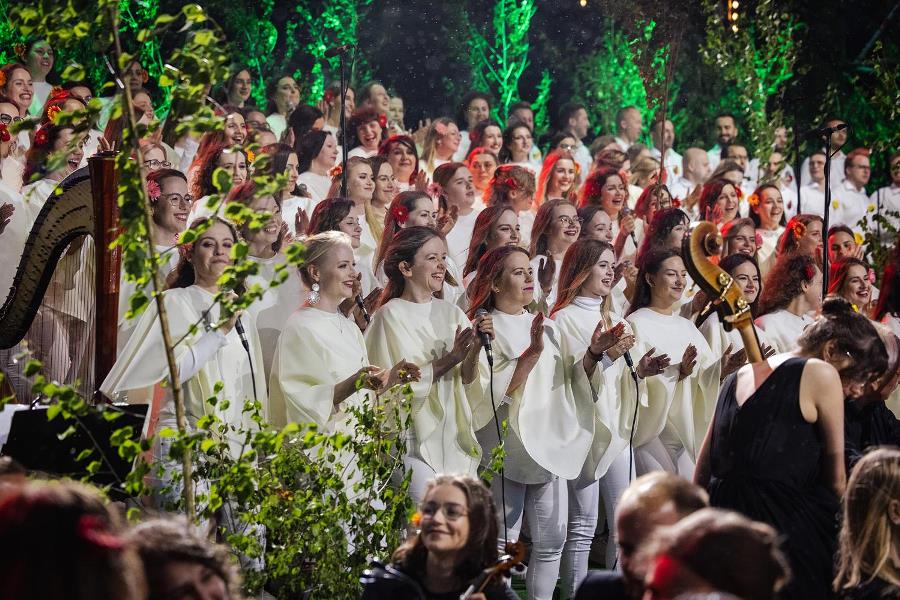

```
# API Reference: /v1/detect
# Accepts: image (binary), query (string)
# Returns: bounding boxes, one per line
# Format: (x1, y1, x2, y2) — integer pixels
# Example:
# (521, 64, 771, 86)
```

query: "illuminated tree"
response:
(468, 0, 538, 122)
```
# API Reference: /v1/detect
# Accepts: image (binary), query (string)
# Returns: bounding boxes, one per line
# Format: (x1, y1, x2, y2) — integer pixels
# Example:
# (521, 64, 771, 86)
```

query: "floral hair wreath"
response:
(0, 123, 10, 143)
(146, 179, 162, 202)
(790, 219, 807, 238)
(329, 164, 343, 179)
(390, 202, 409, 225)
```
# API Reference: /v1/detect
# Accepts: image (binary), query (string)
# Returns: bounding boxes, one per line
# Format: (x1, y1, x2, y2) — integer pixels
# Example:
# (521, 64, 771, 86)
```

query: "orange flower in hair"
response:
(0, 71, 6, 88)
(246, 149, 255, 164)
(329, 164, 343, 179)
(46, 105, 61, 124)
(411, 511, 422, 527)
(747, 193, 760, 208)
(790, 219, 806, 238)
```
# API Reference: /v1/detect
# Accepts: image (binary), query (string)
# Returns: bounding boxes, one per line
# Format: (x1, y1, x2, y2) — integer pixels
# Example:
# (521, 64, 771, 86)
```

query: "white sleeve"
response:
(176, 330, 228, 383)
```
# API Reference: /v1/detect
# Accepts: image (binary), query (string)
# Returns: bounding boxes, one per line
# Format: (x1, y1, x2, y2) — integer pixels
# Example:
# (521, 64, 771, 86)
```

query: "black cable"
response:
(488, 363, 508, 544)
(627, 368, 640, 483)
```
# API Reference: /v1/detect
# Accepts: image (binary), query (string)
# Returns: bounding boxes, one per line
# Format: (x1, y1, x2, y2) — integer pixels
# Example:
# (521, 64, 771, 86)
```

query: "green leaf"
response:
(46, 403, 62, 421)
(75, 448, 94, 462)
(24, 359, 42, 377)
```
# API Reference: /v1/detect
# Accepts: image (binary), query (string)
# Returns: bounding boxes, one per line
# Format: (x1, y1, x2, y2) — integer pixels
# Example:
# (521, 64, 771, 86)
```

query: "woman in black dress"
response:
(694, 298, 889, 598)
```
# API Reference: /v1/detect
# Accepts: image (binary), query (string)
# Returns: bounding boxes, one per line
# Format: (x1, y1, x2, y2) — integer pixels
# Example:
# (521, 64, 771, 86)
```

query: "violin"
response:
(459, 540, 525, 600)
(681, 221, 764, 363)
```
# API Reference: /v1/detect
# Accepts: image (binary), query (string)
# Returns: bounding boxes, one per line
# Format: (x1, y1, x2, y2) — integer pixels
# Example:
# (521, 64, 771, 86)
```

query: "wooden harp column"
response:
(89, 152, 120, 388)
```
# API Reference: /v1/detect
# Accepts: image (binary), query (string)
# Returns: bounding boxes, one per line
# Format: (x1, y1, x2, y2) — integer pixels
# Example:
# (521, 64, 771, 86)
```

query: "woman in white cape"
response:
(465, 245, 595, 600)
(625, 249, 725, 479)
(101, 218, 267, 502)
(365, 227, 483, 502)
(550, 239, 671, 589)
(268, 232, 417, 432)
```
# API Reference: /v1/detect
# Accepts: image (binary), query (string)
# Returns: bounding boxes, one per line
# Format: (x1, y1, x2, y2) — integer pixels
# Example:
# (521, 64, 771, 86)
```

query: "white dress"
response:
(101, 285, 268, 458)
(754, 309, 815, 354)
(756, 227, 784, 277)
(626, 307, 721, 464)
(364, 298, 481, 479)
(296, 171, 332, 206)
(117, 244, 180, 354)
(268, 307, 368, 431)
(445, 208, 481, 267)
(470, 310, 594, 483)
(266, 113, 287, 140)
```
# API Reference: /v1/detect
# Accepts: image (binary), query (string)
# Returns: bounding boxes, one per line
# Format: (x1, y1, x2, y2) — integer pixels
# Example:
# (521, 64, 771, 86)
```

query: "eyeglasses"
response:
(557, 216, 584, 226)
(160, 193, 193, 207)
(0, 113, 22, 125)
(420, 501, 468, 521)
(143, 159, 172, 170)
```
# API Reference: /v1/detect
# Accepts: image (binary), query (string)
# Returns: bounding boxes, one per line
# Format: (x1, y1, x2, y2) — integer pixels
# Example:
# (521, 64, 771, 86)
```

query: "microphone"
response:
(622, 350, 637, 379)
(474, 308, 494, 366)
(620, 207, 639, 248)
(802, 122, 848, 138)
(324, 43, 356, 58)
(234, 316, 250, 352)
(355, 294, 371, 324)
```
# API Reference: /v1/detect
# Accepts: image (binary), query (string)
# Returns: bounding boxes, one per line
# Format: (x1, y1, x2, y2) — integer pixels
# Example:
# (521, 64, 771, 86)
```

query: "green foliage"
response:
(858, 208, 900, 276)
(530, 69, 552, 137)
(700, 0, 800, 160)
(468, 0, 538, 122)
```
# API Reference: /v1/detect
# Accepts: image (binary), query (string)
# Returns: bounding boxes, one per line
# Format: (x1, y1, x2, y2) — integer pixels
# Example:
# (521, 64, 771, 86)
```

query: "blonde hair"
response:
(420, 116, 455, 174)
(327, 157, 383, 245)
(297, 231, 354, 288)
(835, 447, 900, 591)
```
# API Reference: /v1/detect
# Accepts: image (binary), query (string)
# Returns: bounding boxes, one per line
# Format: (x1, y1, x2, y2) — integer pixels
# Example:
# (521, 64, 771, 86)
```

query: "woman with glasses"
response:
(138, 140, 172, 176)
(528, 199, 581, 311)
(361, 474, 518, 600)
(118, 169, 189, 352)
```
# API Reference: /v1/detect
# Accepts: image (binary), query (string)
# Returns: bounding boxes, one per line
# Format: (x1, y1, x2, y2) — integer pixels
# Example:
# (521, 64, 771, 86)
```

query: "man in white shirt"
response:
(669, 148, 711, 219)
(614, 106, 643, 152)
(557, 102, 593, 177)
(707, 114, 739, 170)
(796, 151, 827, 219)
(868, 150, 900, 243)
(832, 148, 872, 233)
(648, 117, 682, 184)
(759, 150, 800, 216)
(800, 117, 848, 185)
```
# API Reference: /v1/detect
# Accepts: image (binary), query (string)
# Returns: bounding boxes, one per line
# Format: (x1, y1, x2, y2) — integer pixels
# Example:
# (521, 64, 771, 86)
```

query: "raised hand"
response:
(589, 321, 626, 357)
(678, 344, 698, 381)
(525, 313, 545, 357)
(385, 359, 422, 389)
(760, 343, 777, 359)
(295, 207, 310, 237)
(0, 202, 13, 235)
(414, 169, 429, 192)
(636, 347, 672, 378)
(448, 325, 477, 365)
(618, 211, 636, 238)
(720, 343, 748, 380)
(538, 257, 555, 294)
(437, 203, 459, 236)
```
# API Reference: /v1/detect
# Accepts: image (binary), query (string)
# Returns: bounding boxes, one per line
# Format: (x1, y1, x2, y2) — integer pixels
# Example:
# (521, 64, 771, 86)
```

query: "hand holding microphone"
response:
(473, 308, 494, 366)
(619, 207, 638, 248)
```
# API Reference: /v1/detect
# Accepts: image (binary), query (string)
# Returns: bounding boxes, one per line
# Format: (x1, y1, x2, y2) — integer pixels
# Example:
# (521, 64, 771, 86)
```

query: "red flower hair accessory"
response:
(734, 186, 743, 199)
(146, 179, 162, 202)
(378, 113, 387, 129)
(323, 89, 336, 104)
(46, 105, 61, 124)
(469, 130, 478, 142)
(0, 71, 6, 88)
(77, 515, 123, 551)
(34, 127, 49, 147)
(434, 122, 448, 136)
(329, 164, 343, 179)
(647, 554, 680, 597)
(501, 177, 519, 191)
(867, 268, 876, 284)
(755, 231, 763, 248)
(0, 123, 10, 143)
(411, 511, 422, 527)
(618, 169, 630, 186)
(426, 181, 443, 200)
(671, 197, 682, 208)
(390, 202, 409, 225)
(747, 193, 760, 208)
(790, 219, 807, 238)
(803, 263, 815, 280)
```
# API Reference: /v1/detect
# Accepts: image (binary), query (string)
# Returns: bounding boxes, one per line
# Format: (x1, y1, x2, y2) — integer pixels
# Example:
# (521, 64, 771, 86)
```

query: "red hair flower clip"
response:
(747, 193, 760, 208)
(618, 169, 630, 186)
(0, 71, 6, 88)
(46, 105, 61, 124)
(790, 220, 807, 238)
(469, 130, 478, 142)
(390, 202, 409, 225)
(502, 177, 519, 191)
(434, 122, 448, 136)
(323, 89, 336, 104)
(803, 263, 815, 281)
(0, 123, 10, 143)
(77, 515, 124, 551)
(329, 164, 343, 179)
(146, 179, 162, 202)
(734, 186, 743, 199)
(867, 268, 876, 284)
(34, 127, 49, 147)
(755, 231, 763, 248)
(426, 181, 443, 199)
(378, 113, 387, 129)
(671, 197, 682, 208)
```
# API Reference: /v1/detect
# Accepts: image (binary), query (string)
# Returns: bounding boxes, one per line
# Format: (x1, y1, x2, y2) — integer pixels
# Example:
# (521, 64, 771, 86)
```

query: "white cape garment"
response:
(699, 311, 770, 365)
(754, 309, 815, 354)
(469, 311, 594, 483)
(365, 297, 481, 475)
(553, 303, 637, 480)
(626, 307, 721, 461)
(268, 307, 369, 432)
(101, 285, 268, 458)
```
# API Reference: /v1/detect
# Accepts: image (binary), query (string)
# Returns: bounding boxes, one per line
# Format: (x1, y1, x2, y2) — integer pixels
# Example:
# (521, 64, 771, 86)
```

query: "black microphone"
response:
(234, 316, 250, 352)
(474, 308, 494, 366)
(623, 350, 637, 380)
(324, 43, 356, 58)
(355, 294, 371, 324)
(620, 207, 639, 248)
(802, 122, 848, 138)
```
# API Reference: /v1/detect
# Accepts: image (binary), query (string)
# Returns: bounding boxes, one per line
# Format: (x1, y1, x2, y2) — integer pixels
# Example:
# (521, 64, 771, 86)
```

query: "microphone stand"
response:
(338, 47, 350, 196)
(822, 130, 833, 295)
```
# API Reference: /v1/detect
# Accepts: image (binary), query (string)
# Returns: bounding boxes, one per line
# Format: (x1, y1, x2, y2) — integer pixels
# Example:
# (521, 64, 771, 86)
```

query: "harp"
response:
(0, 153, 120, 401)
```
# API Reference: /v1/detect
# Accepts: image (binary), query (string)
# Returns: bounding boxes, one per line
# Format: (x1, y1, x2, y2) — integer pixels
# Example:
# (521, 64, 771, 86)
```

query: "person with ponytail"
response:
(227, 181, 304, 378)
(550, 239, 671, 589)
(269, 231, 418, 431)
(755, 253, 822, 353)
(696, 297, 889, 598)
(364, 227, 483, 502)
(625, 249, 723, 478)
(465, 245, 595, 600)
(528, 198, 581, 311)
(747, 184, 786, 276)
(102, 217, 268, 479)
(484, 164, 536, 248)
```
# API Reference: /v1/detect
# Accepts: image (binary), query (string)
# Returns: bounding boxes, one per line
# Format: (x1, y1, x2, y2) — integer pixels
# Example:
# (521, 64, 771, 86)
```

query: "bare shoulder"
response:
(801, 358, 842, 401)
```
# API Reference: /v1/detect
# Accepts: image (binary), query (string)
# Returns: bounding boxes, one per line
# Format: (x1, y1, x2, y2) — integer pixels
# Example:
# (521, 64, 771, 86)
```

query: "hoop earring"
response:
(309, 282, 320, 305)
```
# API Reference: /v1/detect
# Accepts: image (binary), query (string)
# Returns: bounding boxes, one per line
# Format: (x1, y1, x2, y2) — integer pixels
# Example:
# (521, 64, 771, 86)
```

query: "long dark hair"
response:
(373, 191, 432, 274)
(166, 217, 241, 290)
(262, 142, 298, 197)
(626, 248, 683, 316)
(463, 205, 516, 278)
(307, 197, 354, 236)
(498, 122, 530, 164)
(636, 207, 689, 266)
(758, 253, 818, 316)
(467, 246, 531, 319)
(286, 104, 323, 143)
(391, 475, 499, 584)
(719, 253, 763, 316)
(748, 183, 787, 228)
(379, 226, 442, 307)
(529, 198, 575, 257)
(295, 130, 330, 173)
(551, 239, 616, 319)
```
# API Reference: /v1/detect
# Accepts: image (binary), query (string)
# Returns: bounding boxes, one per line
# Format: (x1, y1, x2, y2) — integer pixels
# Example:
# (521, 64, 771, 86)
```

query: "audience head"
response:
(374, 191, 437, 272)
(147, 168, 190, 241)
(720, 253, 763, 313)
(535, 150, 578, 205)
(268, 75, 300, 115)
(721, 217, 759, 257)
(529, 198, 579, 257)
(347, 107, 385, 152)
(0, 63, 33, 116)
(759, 253, 821, 316)
(827, 224, 860, 263)
(873, 242, 900, 322)
(713, 113, 738, 146)
(627, 248, 687, 315)
(616, 106, 643, 143)
(508, 100, 534, 132)
(379, 134, 419, 186)
(827, 258, 873, 311)
(579, 167, 626, 214)
(637, 207, 689, 260)
(698, 178, 739, 225)
(380, 226, 445, 306)
(650, 118, 675, 151)
(466, 147, 499, 193)
(167, 217, 240, 290)
(683, 148, 711, 183)
(499, 121, 533, 164)
(578, 204, 614, 243)
(307, 197, 359, 245)
(466, 119, 503, 158)
(558, 102, 589, 139)
(191, 144, 248, 199)
(748, 183, 786, 229)
(634, 183, 673, 224)
(552, 238, 617, 316)
(484, 164, 535, 212)
(358, 80, 390, 114)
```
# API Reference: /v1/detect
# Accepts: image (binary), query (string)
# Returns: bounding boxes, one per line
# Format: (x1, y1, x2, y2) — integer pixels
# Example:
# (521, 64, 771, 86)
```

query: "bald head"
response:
(683, 147, 711, 183)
